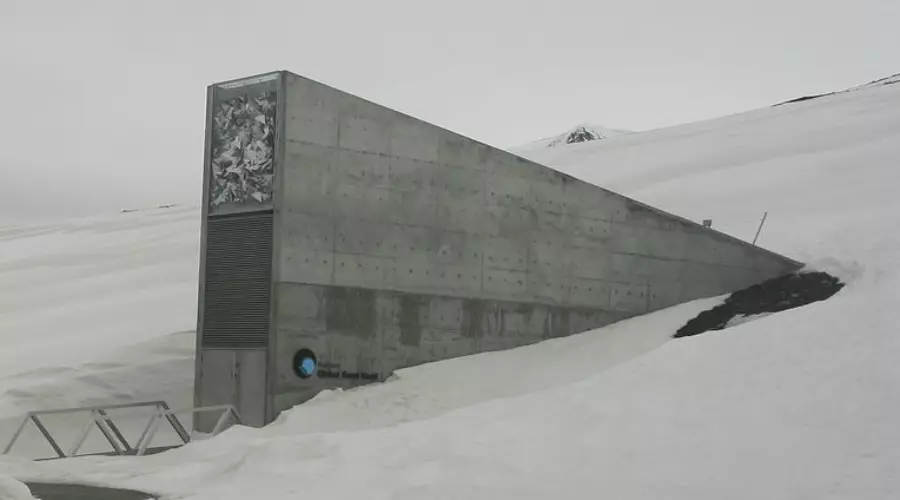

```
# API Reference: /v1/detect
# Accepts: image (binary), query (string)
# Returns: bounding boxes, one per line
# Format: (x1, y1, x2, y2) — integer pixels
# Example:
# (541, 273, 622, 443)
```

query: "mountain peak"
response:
(512, 123, 632, 153)
(553, 125, 604, 146)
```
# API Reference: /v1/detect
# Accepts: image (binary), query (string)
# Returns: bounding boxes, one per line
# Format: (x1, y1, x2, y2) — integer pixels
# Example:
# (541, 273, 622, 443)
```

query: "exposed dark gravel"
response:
(674, 271, 844, 338)
(773, 92, 834, 106)
(26, 483, 154, 500)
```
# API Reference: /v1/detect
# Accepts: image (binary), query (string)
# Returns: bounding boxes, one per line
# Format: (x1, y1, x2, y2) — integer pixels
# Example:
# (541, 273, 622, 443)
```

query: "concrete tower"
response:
(194, 71, 801, 430)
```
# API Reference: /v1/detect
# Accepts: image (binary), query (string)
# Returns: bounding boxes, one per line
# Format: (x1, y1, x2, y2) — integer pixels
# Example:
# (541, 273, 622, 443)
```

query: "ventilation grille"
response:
(201, 212, 273, 348)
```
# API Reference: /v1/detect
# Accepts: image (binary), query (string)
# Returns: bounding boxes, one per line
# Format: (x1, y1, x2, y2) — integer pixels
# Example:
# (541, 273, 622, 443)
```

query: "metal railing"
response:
(2, 401, 241, 459)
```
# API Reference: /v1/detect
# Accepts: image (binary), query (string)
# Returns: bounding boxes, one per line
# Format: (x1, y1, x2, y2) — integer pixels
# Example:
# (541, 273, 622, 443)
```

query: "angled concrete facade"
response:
(195, 70, 802, 429)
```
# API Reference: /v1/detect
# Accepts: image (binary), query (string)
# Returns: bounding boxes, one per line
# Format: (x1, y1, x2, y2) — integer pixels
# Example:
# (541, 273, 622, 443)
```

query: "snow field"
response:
(1, 80, 899, 499)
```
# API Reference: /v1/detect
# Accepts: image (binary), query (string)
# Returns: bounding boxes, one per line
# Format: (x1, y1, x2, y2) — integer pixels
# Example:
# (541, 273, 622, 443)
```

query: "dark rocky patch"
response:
(564, 127, 601, 144)
(26, 483, 154, 500)
(773, 92, 835, 106)
(674, 271, 844, 338)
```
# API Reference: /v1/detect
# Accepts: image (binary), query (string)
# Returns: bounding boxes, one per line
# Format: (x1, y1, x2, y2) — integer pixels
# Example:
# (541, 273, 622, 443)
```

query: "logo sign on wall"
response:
(292, 349, 318, 379)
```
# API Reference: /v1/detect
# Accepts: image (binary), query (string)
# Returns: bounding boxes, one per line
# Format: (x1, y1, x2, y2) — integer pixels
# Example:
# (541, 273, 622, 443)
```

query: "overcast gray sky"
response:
(2, 0, 897, 221)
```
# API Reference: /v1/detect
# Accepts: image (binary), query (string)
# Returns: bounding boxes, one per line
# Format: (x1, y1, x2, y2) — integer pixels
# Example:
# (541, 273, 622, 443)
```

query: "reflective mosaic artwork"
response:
(209, 91, 277, 211)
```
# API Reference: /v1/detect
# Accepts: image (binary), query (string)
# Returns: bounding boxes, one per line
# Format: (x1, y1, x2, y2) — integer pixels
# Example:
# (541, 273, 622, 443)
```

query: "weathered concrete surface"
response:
(25, 483, 153, 500)
(271, 282, 635, 411)
(195, 70, 802, 427)
(268, 71, 801, 414)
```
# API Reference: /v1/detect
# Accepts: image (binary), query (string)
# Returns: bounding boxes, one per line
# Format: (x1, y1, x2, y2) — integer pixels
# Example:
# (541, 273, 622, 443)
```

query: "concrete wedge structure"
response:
(194, 70, 802, 430)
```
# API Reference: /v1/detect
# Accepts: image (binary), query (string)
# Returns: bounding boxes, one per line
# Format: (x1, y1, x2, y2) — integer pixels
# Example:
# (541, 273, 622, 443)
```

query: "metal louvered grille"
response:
(201, 212, 274, 348)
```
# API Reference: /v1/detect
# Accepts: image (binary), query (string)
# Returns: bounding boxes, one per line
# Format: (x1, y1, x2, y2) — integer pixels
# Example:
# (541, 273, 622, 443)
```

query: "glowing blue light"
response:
(292, 348, 318, 379)
(298, 357, 316, 377)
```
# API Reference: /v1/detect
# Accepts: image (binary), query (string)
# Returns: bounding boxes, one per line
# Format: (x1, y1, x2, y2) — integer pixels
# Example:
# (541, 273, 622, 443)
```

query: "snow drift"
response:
(0, 476, 35, 500)
(1, 77, 900, 499)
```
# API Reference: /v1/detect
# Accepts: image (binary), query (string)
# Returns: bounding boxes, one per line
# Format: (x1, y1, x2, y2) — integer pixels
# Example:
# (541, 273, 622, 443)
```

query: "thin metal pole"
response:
(97, 409, 132, 452)
(159, 402, 191, 444)
(211, 409, 233, 436)
(752, 211, 768, 245)
(68, 412, 97, 457)
(137, 415, 162, 456)
(94, 414, 125, 455)
(14, 401, 166, 417)
(229, 406, 242, 425)
(2, 416, 30, 454)
(31, 415, 66, 458)
(134, 413, 158, 452)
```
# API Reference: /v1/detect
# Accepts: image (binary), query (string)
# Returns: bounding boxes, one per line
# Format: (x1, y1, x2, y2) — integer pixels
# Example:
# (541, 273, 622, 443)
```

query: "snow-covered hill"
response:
(847, 72, 900, 91)
(512, 123, 632, 153)
(773, 72, 900, 106)
(2, 77, 900, 499)
(0, 207, 200, 455)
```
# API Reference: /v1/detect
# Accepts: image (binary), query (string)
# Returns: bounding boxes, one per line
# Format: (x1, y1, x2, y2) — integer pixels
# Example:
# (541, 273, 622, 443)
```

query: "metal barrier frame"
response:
(2, 401, 241, 459)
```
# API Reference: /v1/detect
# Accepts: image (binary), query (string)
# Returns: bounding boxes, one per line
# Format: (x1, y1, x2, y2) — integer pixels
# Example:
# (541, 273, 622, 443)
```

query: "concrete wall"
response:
(269, 71, 801, 413)
(270, 282, 637, 411)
